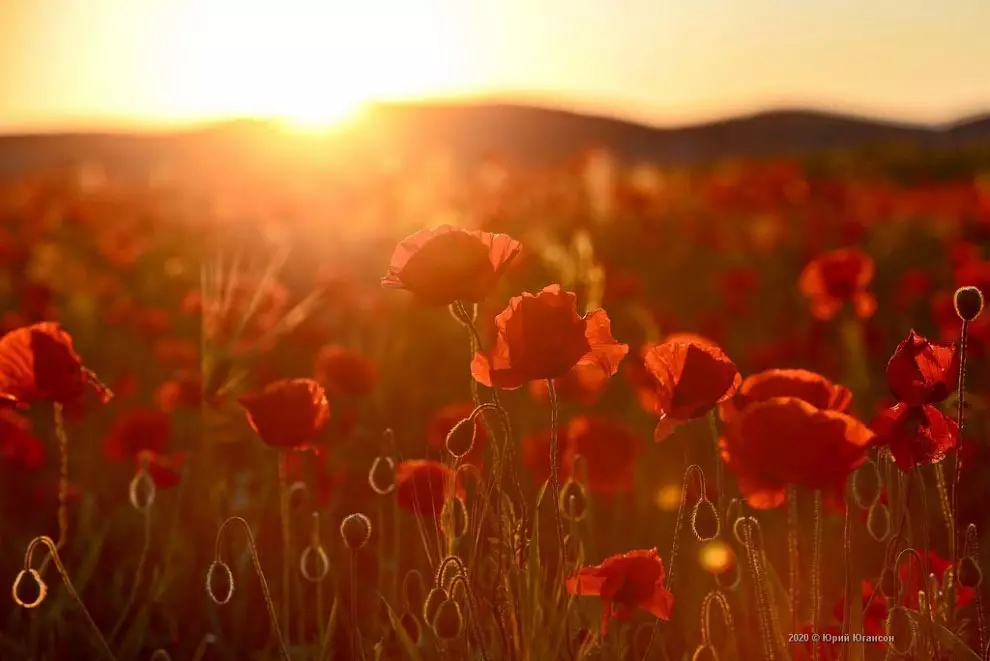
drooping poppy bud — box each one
[954,286,985,322]
[340,513,372,551]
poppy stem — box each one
[949,318,969,627]
[108,498,153,643]
[349,550,365,661]
[277,451,292,650]
[547,379,567,577]
[706,411,723,508]
[785,485,800,633]
[35,403,72,581]
[811,490,822,661]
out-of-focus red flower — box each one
[140,450,186,490]
[893,268,932,311]
[564,416,644,494]
[394,459,464,519]
[641,337,741,441]
[104,408,172,462]
[885,330,958,406]
[381,225,522,305]
[0,410,45,471]
[521,416,643,495]
[719,368,852,424]
[721,397,875,509]
[565,548,673,634]
[313,345,378,398]
[110,372,139,401]
[833,581,888,642]
[529,362,610,407]
[798,247,876,321]
[898,551,974,610]
[238,378,330,450]
[471,285,628,389]
[135,307,173,337]
[426,403,488,465]
[719,266,759,316]
[0,322,111,408]
[152,338,198,369]
[871,403,958,471]
[154,372,202,412]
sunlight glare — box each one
[169,0,461,129]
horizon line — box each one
[2,93,989,138]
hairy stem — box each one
[277,452,292,650]
[786,485,800,633]
[950,319,969,627]
[108,505,153,642]
[547,379,567,575]
[812,490,822,661]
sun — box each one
[168,0,461,130]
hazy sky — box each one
[2,0,989,132]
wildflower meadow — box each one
[1,146,990,661]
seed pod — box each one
[691,644,719,661]
[866,503,890,541]
[369,456,396,495]
[886,606,917,656]
[851,460,881,509]
[958,555,983,588]
[559,479,588,522]
[691,498,721,541]
[445,417,477,458]
[423,587,448,625]
[441,498,469,539]
[402,570,427,612]
[955,286,985,322]
[399,610,422,645]
[340,513,372,551]
[431,599,464,640]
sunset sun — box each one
[167,0,461,130]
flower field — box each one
[1,146,990,660]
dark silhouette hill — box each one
[2,103,990,176]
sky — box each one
[1,0,989,133]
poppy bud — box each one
[441,498,469,539]
[129,465,157,512]
[691,498,721,542]
[340,513,372,551]
[851,460,881,509]
[886,606,917,656]
[691,644,718,661]
[399,610,422,645]
[958,555,983,588]
[866,504,890,542]
[559,479,589,522]
[12,568,47,609]
[423,587,448,625]
[402,570,427,612]
[438,557,462,590]
[444,418,477,458]
[369,456,396,495]
[431,599,464,640]
[954,286,985,322]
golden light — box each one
[654,484,683,512]
[698,540,735,575]
[164,0,462,130]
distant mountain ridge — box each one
[2,102,990,176]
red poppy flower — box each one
[313,345,378,398]
[833,581,889,642]
[426,402,488,465]
[721,397,876,509]
[641,337,741,441]
[565,548,674,634]
[898,551,974,611]
[103,408,172,463]
[394,460,465,519]
[885,330,958,405]
[0,322,111,407]
[719,369,852,424]
[381,225,522,305]
[798,247,876,321]
[0,410,45,472]
[238,378,330,449]
[139,450,186,490]
[154,372,203,413]
[471,285,628,389]
[529,362,610,406]
[871,403,958,471]
[563,416,644,494]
